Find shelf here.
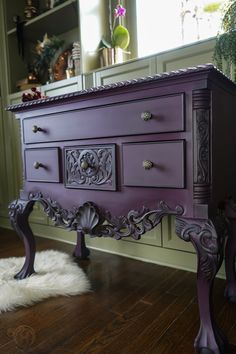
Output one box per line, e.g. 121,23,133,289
7,0,78,41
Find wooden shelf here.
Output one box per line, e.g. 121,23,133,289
7,0,78,41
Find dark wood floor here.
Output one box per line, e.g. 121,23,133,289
0,228,236,354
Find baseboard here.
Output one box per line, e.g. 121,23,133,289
0,219,227,279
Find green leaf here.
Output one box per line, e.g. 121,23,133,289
99,37,112,49
112,25,130,50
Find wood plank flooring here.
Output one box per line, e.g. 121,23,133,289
0,227,236,354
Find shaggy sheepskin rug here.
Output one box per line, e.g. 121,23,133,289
0,250,90,313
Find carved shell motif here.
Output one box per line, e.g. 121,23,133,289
76,202,102,233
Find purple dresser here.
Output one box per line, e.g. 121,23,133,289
7,65,236,354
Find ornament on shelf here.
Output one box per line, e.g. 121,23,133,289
27,71,38,84
16,66,39,92
72,42,81,76
65,52,74,79
32,33,64,84
52,46,74,81
24,0,38,20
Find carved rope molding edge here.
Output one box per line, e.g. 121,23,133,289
6,64,223,111
9,192,184,240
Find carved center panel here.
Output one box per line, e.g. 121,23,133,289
64,145,116,190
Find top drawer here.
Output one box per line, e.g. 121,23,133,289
23,93,184,144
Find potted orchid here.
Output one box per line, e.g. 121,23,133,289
99,2,130,66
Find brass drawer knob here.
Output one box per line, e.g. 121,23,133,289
143,160,153,170
80,160,89,170
141,111,152,121
32,125,43,133
33,161,43,169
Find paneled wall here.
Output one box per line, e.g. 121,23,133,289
0,36,227,276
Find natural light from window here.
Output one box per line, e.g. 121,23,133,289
136,0,224,57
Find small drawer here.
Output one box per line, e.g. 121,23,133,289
64,144,116,190
122,141,185,188
23,93,184,144
25,148,60,182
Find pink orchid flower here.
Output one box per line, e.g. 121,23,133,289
114,4,126,18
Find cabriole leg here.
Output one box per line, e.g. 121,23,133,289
9,198,36,279
176,217,227,354
73,230,90,259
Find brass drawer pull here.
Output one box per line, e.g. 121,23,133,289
143,160,154,170
33,161,44,169
32,125,43,133
80,160,89,170
141,111,152,121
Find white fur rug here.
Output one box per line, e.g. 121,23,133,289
0,250,90,313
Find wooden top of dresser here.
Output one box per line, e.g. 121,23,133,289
6,64,236,113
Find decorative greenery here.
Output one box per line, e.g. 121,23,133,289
32,33,64,84
99,2,130,51
213,0,236,80
221,0,236,31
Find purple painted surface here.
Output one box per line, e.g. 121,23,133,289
22,93,184,144
25,147,60,182
122,140,184,188
7,65,236,354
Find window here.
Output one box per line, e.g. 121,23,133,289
136,0,223,57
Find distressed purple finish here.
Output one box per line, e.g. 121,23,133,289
7,64,236,354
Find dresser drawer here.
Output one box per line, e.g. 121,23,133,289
122,141,185,188
64,144,116,190
25,148,60,182
23,94,184,144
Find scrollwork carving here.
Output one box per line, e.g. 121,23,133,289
9,198,34,229
195,110,210,184
193,89,211,204
65,145,116,190
176,216,227,280
20,192,184,241
96,202,184,240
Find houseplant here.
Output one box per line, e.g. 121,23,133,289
99,1,130,66
213,0,236,80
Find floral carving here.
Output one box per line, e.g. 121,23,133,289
65,146,116,190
